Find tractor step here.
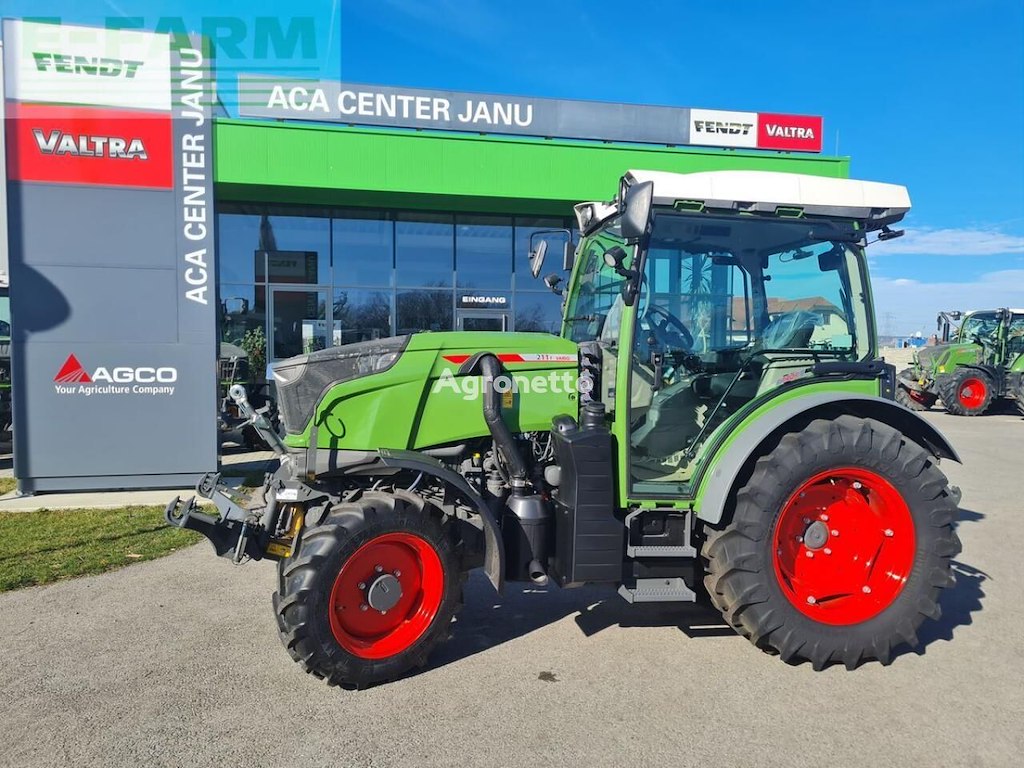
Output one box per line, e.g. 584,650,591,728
626,544,697,558
618,577,696,603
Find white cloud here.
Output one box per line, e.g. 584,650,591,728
872,227,1024,256
871,269,1024,335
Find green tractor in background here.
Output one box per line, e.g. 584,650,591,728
896,308,1024,416
169,170,962,688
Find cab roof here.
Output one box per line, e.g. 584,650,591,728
626,169,911,223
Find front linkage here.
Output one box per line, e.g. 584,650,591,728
166,386,324,564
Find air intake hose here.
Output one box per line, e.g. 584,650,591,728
477,353,529,488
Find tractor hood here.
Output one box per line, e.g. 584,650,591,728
932,342,983,375
273,332,580,445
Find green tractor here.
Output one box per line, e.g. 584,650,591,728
168,170,963,687
896,308,1024,415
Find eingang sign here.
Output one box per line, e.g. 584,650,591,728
238,74,825,153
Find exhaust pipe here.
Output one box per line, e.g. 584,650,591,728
528,559,549,586
466,353,553,583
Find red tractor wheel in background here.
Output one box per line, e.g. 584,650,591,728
702,416,960,670
273,491,462,689
939,368,994,416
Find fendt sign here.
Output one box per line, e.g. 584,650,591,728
239,74,825,153
2,19,218,492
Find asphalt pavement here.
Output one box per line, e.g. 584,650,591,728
1,409,1022,767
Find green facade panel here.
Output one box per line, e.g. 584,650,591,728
214,119,850,214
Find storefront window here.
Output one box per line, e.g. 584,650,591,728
333,288,393,344
218,213,262,283
255,213,330,285
333,212,394,287
219,284,267,347
219,208,330,285
272,289,328,359
219,206,572,356
397,289,453,334
396,213,454,287
514,291,563,334
456,215,513,290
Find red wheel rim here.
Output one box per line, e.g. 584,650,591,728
329,532,444,659
957,377,987,409
772,468,916,626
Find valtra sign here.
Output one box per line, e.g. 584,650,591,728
6,102,173,188
689,108,823,152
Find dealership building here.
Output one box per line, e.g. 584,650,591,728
214,115,847,362
2,19,848,490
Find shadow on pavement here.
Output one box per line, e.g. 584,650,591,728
428,504,988,674
898,560,988,659
428,573,734,674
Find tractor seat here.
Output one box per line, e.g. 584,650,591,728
761,311,818,350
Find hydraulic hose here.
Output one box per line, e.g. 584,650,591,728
477,354,529,487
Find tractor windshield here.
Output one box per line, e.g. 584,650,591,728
638,212,870,360
957,312,999,342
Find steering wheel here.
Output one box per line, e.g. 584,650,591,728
643,304,695,351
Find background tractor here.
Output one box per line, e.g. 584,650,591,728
897,308,1024,415
169,170,962,688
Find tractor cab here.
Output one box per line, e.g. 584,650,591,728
562,170,909,493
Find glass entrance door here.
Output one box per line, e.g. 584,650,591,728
457,311,508,332
270,288,330,362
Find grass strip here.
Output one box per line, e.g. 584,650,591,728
0,505,201,592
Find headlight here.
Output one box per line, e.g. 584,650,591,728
273,336,410,435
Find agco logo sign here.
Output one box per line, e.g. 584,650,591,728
53,354,177,396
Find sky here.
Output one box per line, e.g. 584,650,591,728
5,0,1023,335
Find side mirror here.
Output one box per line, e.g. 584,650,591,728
563,241,575,272
543,273,564,295
620,180,654,241
529,240,548,278
817,250,843,272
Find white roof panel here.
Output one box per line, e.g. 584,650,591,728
626,169,911,221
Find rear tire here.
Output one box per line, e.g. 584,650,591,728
702,416,960,670
938,368,993,416
273,490,462,689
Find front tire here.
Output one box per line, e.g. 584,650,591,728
702,416,960,670
895,383,935,411
938,368,993,416
273,491,462,688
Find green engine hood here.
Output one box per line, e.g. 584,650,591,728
279,331,581,450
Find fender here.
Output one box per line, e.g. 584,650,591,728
376,448,505,595
696,392,960,525
956,363,1002,385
